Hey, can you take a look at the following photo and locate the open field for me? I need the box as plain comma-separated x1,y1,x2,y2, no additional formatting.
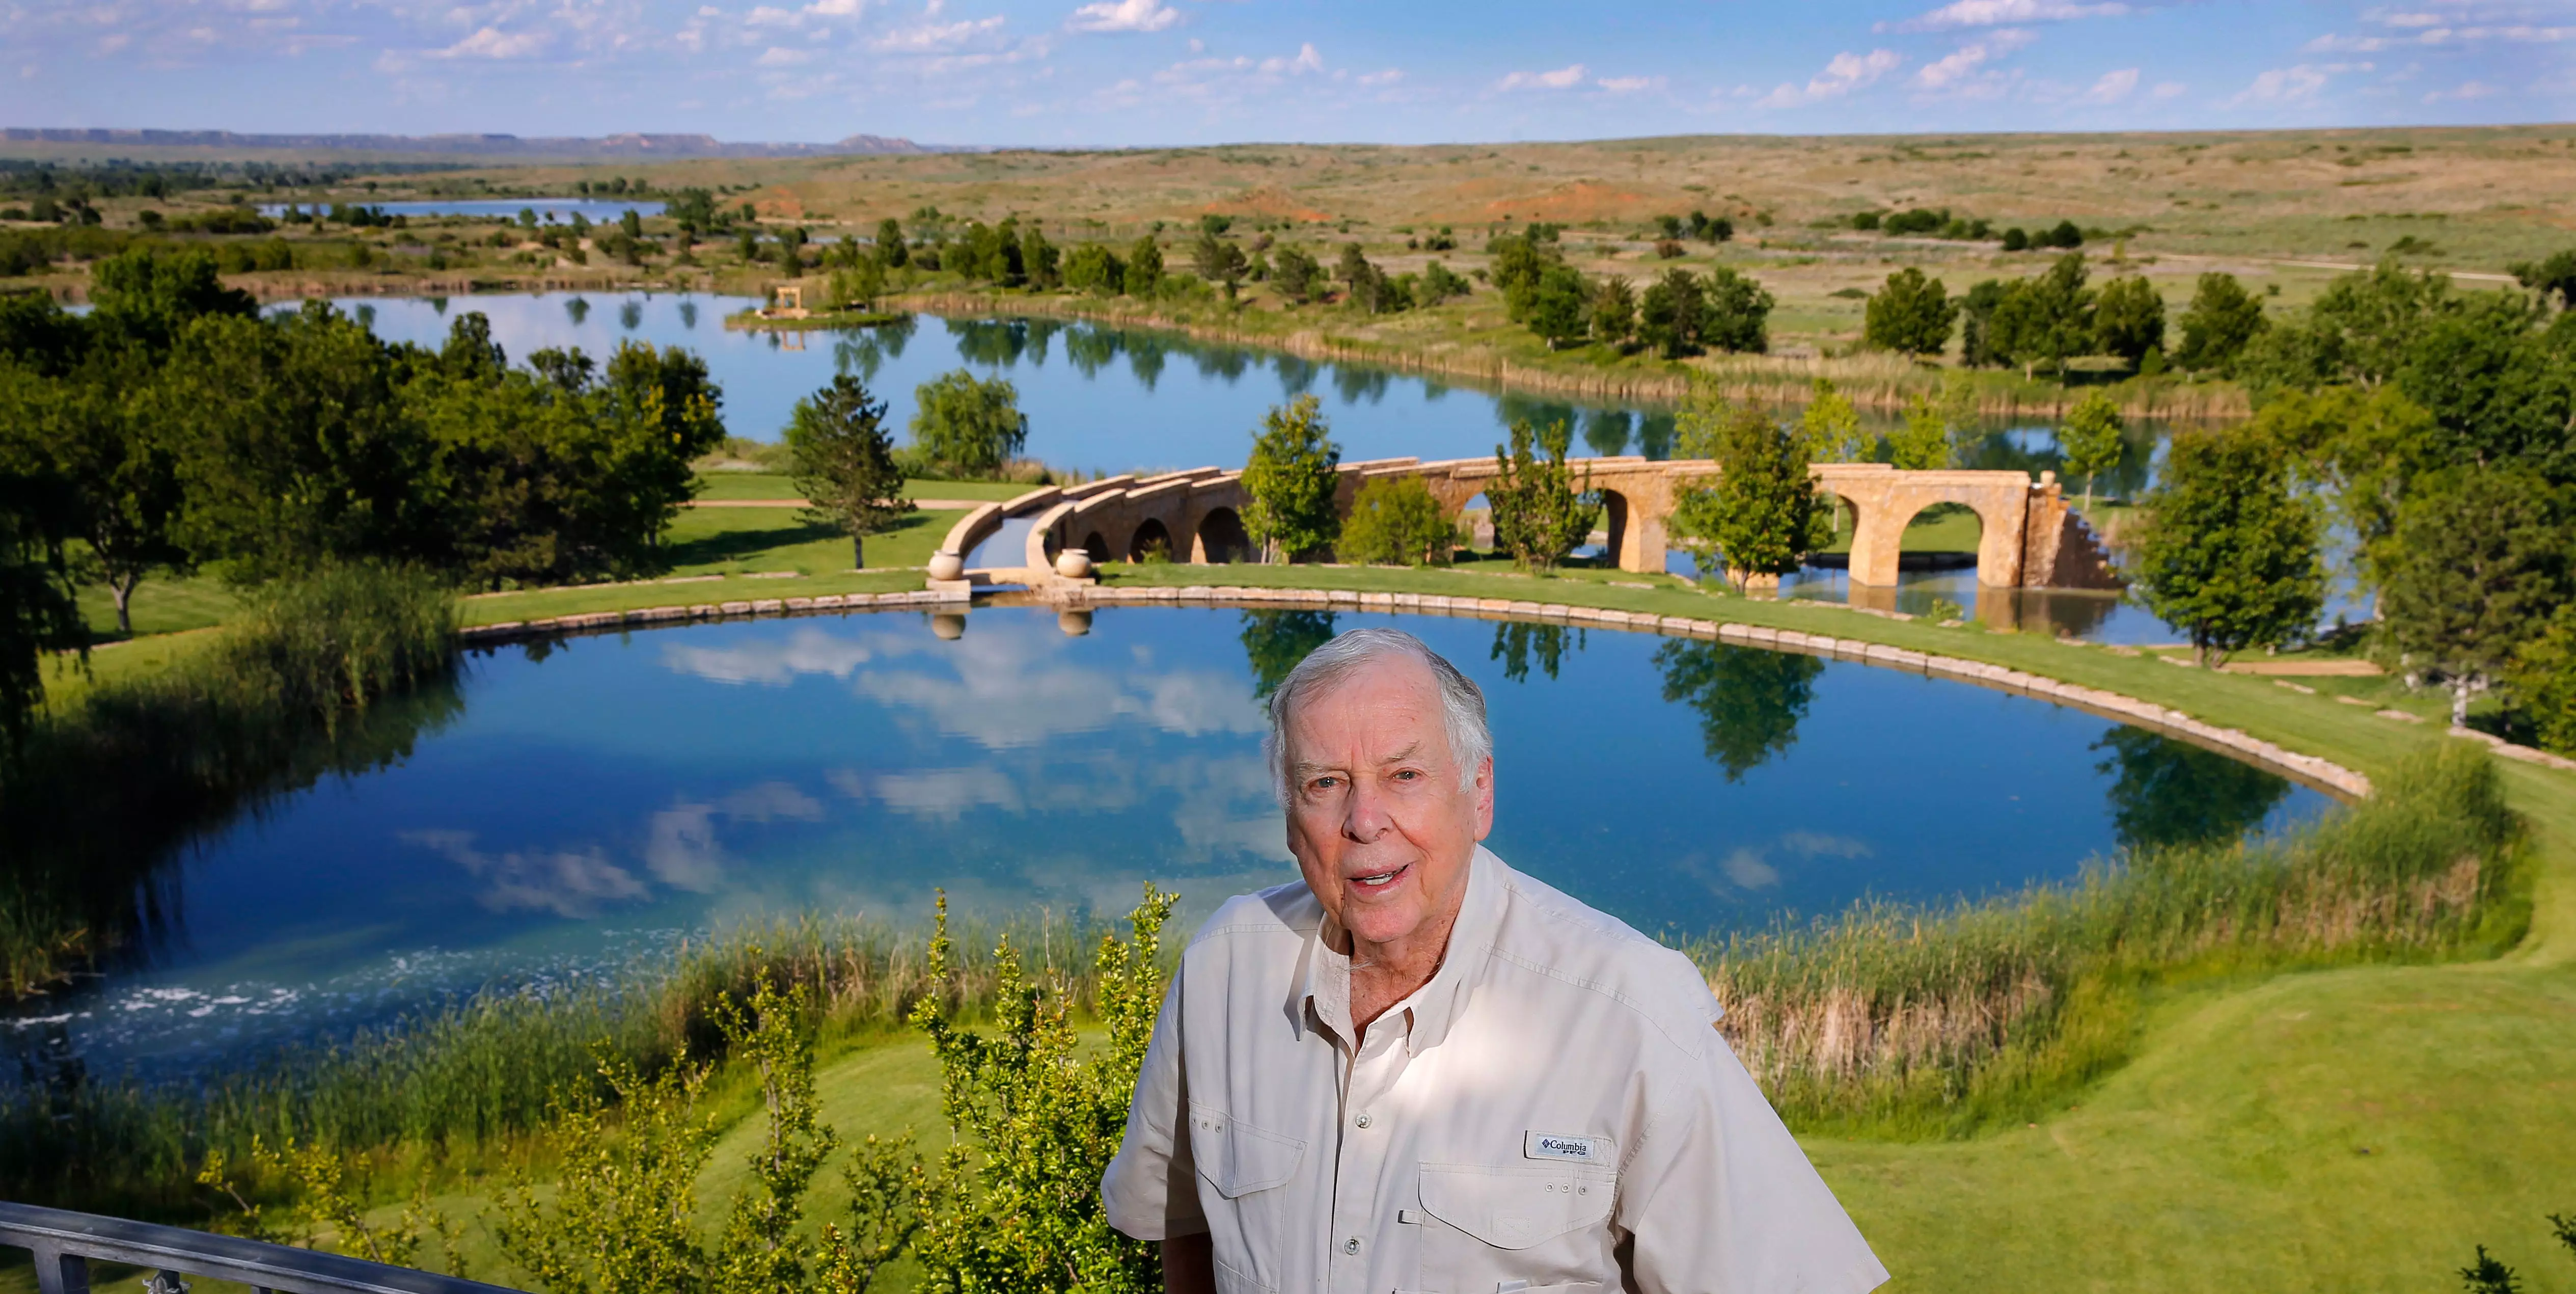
15,125,2575,414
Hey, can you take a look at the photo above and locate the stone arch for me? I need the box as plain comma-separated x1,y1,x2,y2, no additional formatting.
1081,530,1108,559
1593,489,1630,568
1862,488,2023,586
1129,518,1173,562
1192,507,1250,563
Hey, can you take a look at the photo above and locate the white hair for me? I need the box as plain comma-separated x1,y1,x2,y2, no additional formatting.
1263,627,1492,806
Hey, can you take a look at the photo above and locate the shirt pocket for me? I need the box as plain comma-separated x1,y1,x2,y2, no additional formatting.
1188,1101,1307,1293
1416,1162,1616,1293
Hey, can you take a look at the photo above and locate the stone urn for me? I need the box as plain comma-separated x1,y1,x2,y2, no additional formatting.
926,550,966,582
1054,548,1094,580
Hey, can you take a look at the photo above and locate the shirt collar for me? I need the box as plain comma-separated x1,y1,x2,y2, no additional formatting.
1291,845,1508,1056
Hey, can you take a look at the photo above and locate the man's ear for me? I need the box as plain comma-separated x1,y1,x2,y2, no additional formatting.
1470,756,1495,840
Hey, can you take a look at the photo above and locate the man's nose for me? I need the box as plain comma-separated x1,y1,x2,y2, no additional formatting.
1341,774,1392,842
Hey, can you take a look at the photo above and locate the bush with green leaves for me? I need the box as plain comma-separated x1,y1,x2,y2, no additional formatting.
907,369,1029,479
2091,274,2166,364
2173,272,2267,375
2056,390,2125,511
1339,475,1454,567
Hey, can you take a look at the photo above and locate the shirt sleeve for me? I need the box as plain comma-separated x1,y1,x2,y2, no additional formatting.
1100,972,1209,1242
1618,1030,1889,1294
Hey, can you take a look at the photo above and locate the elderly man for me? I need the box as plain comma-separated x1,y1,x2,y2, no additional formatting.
1102,628,1887,1294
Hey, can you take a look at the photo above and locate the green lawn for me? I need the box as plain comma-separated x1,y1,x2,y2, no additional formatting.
72,575,240,641
694,473,1035,503
660,503,966,577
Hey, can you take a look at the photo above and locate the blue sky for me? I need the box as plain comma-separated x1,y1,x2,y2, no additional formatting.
4,0,2569,147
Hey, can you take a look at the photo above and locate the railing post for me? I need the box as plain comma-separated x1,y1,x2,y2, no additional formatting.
30,1244,90,1294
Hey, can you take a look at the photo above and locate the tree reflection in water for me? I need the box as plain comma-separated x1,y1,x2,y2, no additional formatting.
1652,640,1826,781
1238,610,1338,700
1490,622,1584,684
2092,724,2291,852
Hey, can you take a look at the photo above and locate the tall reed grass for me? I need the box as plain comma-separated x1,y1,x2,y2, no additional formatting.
0,913,1112,1220
1694,745,2523,1137
0,562,461,997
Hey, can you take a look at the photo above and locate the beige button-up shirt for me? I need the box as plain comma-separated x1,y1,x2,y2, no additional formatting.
1102,847,1888,1294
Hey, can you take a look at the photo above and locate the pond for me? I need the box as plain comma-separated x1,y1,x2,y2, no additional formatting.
259,199,669,223
6,605,2331,1079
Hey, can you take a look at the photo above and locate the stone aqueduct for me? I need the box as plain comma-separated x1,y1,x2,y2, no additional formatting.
932,456,2120,591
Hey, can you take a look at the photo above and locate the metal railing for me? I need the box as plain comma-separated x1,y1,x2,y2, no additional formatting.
0,1202,525,1294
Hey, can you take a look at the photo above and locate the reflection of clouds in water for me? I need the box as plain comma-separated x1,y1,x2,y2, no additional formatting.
1677,831,1875,896
722,781,824,821
660,626,918,686
863,766,1026,820
1156,754,1287,864
645,805,725,892
853,618,1263,748
401,829,648,918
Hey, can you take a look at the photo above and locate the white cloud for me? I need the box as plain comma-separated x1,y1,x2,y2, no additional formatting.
429,25,550,59
1759,48,1902,106
2227,62,2347,105
2150,79,2187,98
1257,42,1322,74
804,0,864,15
755,44,814,63
1889,0,2126,31
1496,62,1587,91
2425,77,2502,100
1356,67,1402,86
2082,66,2140,101
873,13,1004,50
403,830,647,918
1066,0,1179,33
1597,74,1659,93
1911,29,2033,93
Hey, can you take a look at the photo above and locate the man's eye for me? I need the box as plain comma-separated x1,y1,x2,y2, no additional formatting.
1392,769,1420,782
1308,776,1340,792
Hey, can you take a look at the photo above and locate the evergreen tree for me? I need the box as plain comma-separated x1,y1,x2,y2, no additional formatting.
1638,268,1705,359
785,375,913,570
1700,266,1774,354
1527,264,1591,349
2381,467,2567,727
2132,427,2327,666
1959,279,2008,368
1487,417,1598,572
1591,276,1637,347
1125,236,1164,296
1862,267,1958,357
875,218,909,268
1241,394,1341,562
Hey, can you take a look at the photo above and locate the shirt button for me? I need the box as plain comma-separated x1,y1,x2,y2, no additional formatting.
1342,1237,1361,1255
1354,1113,1373,1128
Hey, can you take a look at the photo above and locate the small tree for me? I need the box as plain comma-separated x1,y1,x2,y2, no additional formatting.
826,258,886,312
1591,275,1637,347
1700,266,1774,354
2132,427,2326,667
1862,267,1958,357
908,370,1028,479
1241,394,1341,562
1668,395,1823,590
1887,390,1953,470
1988,253,2094,379
1638,268,1705,359
2380,467,2566,728
787,375,913,569
1272,246,1323,303
1063,244,1124,295
2173,272,2267,375
2057,389,2125,511
873,217,908,268
1123,236,1163,296
1800,378,1869,463
1338,475,1453,567
1527,264,1591,349
1191,228,1247,299
1487,417,1598,572
2092,274,2167,365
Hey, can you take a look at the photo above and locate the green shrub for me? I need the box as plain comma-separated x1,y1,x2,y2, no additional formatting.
1338,476,1453,567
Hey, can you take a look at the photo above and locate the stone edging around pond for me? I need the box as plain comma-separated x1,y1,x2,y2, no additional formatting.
458,581,2378,801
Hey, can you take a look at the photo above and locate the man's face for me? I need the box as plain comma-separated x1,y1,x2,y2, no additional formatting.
1280,655,1494,950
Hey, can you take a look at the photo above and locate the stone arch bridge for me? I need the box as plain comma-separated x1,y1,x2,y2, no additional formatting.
932,456,2117,591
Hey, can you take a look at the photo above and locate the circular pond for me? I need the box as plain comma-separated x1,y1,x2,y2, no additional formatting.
10,605,2333,1076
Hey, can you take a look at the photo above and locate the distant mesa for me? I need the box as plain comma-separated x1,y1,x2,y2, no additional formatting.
0,127,965,158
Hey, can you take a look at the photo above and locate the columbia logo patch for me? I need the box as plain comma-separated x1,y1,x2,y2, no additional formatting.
1523,1131,1607,1163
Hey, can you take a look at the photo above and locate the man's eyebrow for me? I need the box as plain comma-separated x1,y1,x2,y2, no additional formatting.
1377,742,1423,765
